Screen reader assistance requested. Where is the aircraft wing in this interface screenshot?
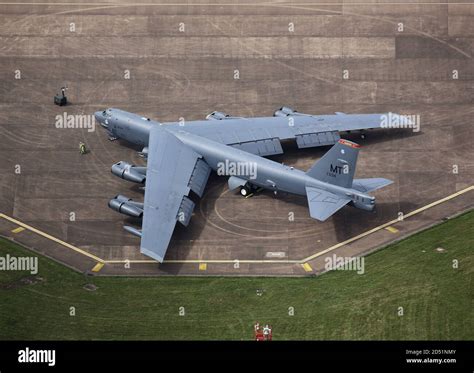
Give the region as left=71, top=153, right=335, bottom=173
left=168, top=112, right=395, bottom=156
left=352, top=178, right=393, bottom=193
left=305, top=186, right=351, bottom=221
left=140, top=127, right=211, bottom=262
left=330, top=113, right=403, bottom=132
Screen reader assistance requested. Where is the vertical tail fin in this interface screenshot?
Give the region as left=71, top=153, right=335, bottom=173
left=306, top=139, right=360, bottom=188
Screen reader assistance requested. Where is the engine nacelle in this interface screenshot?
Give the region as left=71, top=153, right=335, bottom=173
left=108, top=194, right=144, bottom=218
left=139, top=147, right=148, bottom=158
left=111, top=161, right=146, bottom=184
left=274, top=106, right=296, bottom=117
left=280, top=106, right=295, bottom=115
left=206, top=111, right=230, bottom=120
left=273, top=110, right=287, bottom=117
left=123, top=225, right=142, bottom=238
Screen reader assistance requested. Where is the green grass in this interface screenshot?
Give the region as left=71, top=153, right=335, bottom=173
left=0, top=211, right=473, bottom=340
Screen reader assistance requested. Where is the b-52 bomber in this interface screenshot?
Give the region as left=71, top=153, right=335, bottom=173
left=95, top=107, right=401, bottom=262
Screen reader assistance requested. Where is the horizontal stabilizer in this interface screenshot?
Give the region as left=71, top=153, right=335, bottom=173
left=305, top=186, right=351, bottom=221
left=352, top=178, right=393, bottom=193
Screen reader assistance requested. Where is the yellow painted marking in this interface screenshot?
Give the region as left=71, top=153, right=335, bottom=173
left=11, top=227, right=25, bottom=234
left=105, top=259, right=300, bottom=264
left=300, top=186, right=474, bottom=263
left=301, top=263, right=312, bottom=272
left=244, top=193, right=254, bottom=199
left=91, top=262, right=104, bottom=272
left=0, top=186, right=472, bottom=266
left=0, top=213, right=105, bottom=263
left=199, top=263, right=207, bottom=271
left=385, top=226, right=399, bottom=234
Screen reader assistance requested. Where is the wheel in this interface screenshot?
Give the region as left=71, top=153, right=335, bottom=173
left=240, top=186, right=250, bottom=196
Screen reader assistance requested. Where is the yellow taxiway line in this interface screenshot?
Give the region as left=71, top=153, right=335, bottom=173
left=0, top=213, right=105, bottom=264
left=0, top=185, right=472, bottom=266
left=300, top=185, right=474, bottom=263
left=105, top=259, right=301, bottom=264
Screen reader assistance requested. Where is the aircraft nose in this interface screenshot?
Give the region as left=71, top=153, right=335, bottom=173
left=94, top=111, right=107, bottom=128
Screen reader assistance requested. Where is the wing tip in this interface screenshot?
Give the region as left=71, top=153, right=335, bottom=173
left=140, top=247, right=165, bottom=263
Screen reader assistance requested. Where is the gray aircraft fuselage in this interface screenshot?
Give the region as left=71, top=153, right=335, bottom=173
left=173, top=130, right=375, bottom=211
left=96, top=108, right=375, bottom=211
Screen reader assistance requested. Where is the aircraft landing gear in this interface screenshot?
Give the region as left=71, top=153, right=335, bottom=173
left=240, top=185, right=251, bottom=197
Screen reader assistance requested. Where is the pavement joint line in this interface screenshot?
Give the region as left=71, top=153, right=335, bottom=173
left=0, top=213, right=105, bottom=264
left=1, top=185, right=472, bottom=266
left=0, top=2, right=470, bottom=6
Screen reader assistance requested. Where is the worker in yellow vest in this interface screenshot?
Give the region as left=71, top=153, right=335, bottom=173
left=79, top=142, right=87, bottom=155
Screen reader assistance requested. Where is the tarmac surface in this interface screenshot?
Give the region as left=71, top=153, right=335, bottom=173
left=0, top=0, right=473, bottom=276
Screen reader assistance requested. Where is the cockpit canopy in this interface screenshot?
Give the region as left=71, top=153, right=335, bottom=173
left=103, top=109, right=113, bottom=119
